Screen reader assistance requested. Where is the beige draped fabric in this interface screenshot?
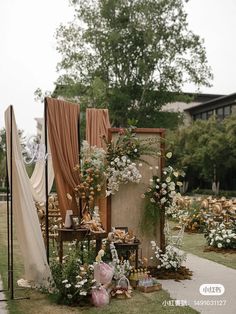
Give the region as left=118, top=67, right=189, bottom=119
left=5, top=106, right=51, bottom=287
left=86, top=108, right=111, bottom=230
left=86, top=108, right=111, bottom=150
left=46, top=97, right=80, bottom=221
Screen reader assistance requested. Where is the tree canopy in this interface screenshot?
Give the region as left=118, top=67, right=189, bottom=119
left=55, top=0, right=212, bottom=126
left=167, top=116, right=236, bottom=191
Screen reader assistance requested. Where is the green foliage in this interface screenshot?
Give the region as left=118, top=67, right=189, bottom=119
left=167, top=116, right=236, bottom=190
left=49, top=241, right=96, bottom=306
left=55, top=0, right=212, bottom=127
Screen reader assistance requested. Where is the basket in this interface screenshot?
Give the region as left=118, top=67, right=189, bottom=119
left=111, top=276, right=132, bottom=299
left=138, top=283, right=162, bottom=293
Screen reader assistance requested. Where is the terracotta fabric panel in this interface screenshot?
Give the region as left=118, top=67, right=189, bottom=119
left=46, top=97, right=80, bottom=220
left=86, top=108, right=111, bottom=230
left=86, top=108, right=111, bottom=150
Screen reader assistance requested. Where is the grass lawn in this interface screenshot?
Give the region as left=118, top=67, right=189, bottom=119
left=0, top=202, right=198, bottom=314
left=169, top=220, right=236, bottom=269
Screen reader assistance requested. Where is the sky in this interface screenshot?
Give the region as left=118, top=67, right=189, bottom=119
left=0, top=0, right=236, bottom=137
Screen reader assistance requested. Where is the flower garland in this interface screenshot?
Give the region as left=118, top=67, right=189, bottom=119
left=141, top=153, right=185, bottom=235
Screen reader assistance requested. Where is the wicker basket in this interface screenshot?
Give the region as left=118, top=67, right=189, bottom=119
left=138, top=283, right=162, bottom=293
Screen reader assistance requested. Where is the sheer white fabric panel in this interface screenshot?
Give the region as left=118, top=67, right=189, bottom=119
left=30, top=119, right=54, bottom=203
left=5, top=107, right=52, bottom=287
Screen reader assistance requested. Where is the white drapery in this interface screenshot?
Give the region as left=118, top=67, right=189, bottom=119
left=5, top=107, right=52, bottom=287
left=30, top=120, right=54, bottom=203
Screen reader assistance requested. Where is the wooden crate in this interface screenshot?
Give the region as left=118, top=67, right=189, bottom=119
left=138, top=283, right=162, bottom=293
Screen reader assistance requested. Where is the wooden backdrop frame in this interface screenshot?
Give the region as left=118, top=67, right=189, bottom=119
left=106, top=127, right=166, bottom=250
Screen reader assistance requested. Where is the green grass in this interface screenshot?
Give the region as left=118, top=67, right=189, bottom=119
left=169, top=220, right=236, bottom=269
left=0, top=202, right=198, bottom=314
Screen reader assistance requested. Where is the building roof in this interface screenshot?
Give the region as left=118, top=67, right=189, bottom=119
left=184, top=92, right=236, bottom=114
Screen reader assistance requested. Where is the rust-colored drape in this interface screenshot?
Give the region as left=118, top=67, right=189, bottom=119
left=86, top=108, right=111, bottom=230
left=86, top=108, right=111, bottom=150
left=46, top=97, right=80, bottom=221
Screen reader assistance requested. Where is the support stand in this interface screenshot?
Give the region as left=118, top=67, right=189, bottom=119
left=0, top=105, right=29, bottom=301
left=44, top=99, right=49, bottom=263
left=77, top=111, right=83, bottom=220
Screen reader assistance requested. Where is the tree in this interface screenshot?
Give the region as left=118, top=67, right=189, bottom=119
left=55, top=0, right=212, bottom=126
left=167, top=116, right=236, bottom=191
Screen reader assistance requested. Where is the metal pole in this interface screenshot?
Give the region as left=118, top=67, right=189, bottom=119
left=10, top=105, right=14, bottom=299
left=77, top=111, right=82, bottom=219
left=44, top=98, right=49, bottom=262
left=6, top=153, right=10, bottom=291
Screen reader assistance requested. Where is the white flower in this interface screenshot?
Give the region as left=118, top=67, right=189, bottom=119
left=62, top=279, right=68, bottom=284
left=162, top=183, right=167, bottom=188
left=80, top=291, right=87, bottom=296
left=166, top=177, right=171, bottom=183
left=149, top=179, right=154, bottom=183
left=226, top=239, right=230, bottom=243
left=150, top=198, right=155, bottom=203
left=166, top=152, right=172, bottom=159
left=65, top=283, right=71, bottom=288
left=156, top=178, right=160, bottom=182
left=161, top=197, right=166, bottom=204
left=156, top=185, right=159, bottom=189
left=217, top=243, right=222, bottom=248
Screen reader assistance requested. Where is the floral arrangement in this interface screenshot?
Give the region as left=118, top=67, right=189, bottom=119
left=73, top=141, right=106, bottom=213
left=104, top=127, right=159, bottom=196
left=180, top=206, right=209, bottom=233
left=141, top=153, right=185, bottom=235
left=49, top=241, right=96, bottom=305
left=150, top=241, right=187, bottom=271
left=110, top=242, right=132, bottom=280
left=204, top=221, right=236, bottom=249
left=105, top=157, right=142, bottom=196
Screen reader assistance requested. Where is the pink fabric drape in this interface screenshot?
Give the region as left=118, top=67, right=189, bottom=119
left=86, top=108, right=111, bottom=230
left=46, top=97, right=80, bottom=220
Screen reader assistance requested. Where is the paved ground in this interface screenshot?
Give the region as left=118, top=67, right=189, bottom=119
left=0, top=275, right=8, bottom=314
left=158, top=253, right=236, bottom=314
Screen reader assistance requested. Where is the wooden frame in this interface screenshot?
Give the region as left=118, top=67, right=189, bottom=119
left=107, top=128, right=165, bottom=250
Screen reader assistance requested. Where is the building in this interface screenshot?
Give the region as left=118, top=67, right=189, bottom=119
left=184, top=92, right=236, bottom=123
left=162, top=92, right=224, bottom=125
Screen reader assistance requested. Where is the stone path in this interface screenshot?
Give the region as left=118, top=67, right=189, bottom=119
left=0, top=275, right=8, bottom=314
left=158, top=253, right=236, bottom=314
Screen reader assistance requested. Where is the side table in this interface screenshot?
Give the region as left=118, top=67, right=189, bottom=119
left=57, top=229, right=107, bottom=263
